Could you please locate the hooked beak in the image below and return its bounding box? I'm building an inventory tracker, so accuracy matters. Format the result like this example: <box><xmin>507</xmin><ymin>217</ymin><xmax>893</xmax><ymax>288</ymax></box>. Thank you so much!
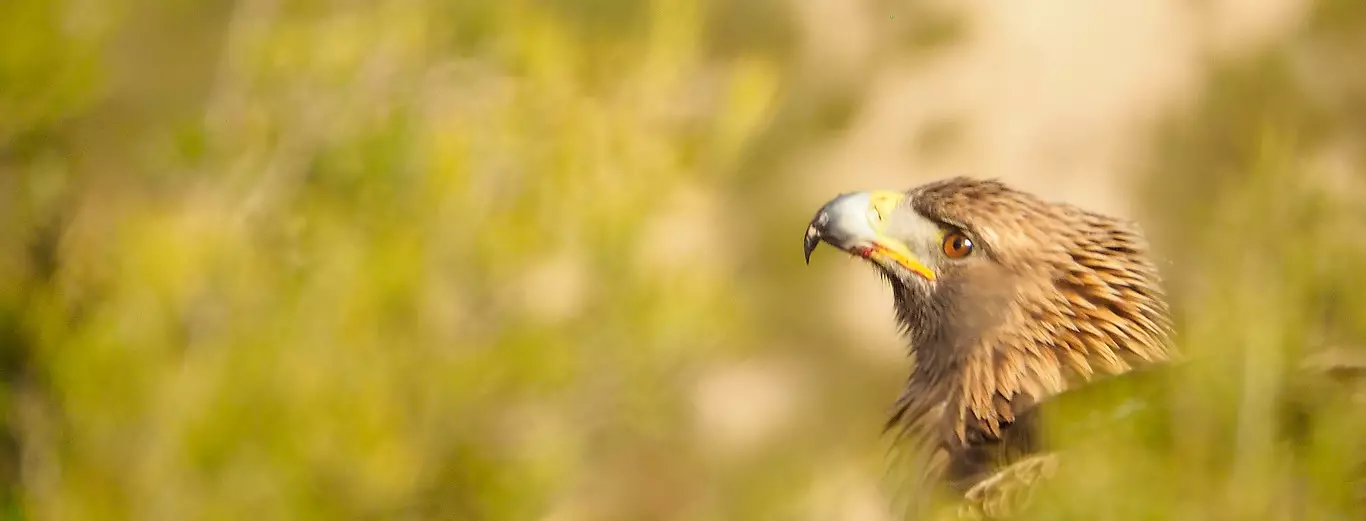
<box><xmin>803</xmin><ymin>191</ymin><xmax>936</xmax><ymax>281</ymax></box>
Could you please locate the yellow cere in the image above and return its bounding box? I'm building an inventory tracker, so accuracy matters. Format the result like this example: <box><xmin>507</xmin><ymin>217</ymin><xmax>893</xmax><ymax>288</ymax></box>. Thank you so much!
<box><xmin>862</xmin><ymin>190</ymin><xmax>937</xmax><ymax>281</ymax></box>
<box><xmin>866</xmin><ymin>191</ymin><xmax>907</xmax><ymax>232</ymax></box>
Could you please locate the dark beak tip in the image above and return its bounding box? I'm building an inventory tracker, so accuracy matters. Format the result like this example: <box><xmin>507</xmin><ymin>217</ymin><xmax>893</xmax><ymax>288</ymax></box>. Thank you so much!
<box><xmin>803</xmin><ymin>225</ymin><xmax>820</xmax><ymax>265</ymax></box>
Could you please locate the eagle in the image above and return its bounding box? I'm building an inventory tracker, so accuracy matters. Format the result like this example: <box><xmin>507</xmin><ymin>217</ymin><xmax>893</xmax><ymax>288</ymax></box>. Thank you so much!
<box><xmin>801</xmin><ymin>177</ymin><xmax>1177</xmax><ymax>518</ymax></box>
<box><xmin>802</xmin><ymin>177</ymin><xmax>1366</xmax><ymax>519</ymax></box>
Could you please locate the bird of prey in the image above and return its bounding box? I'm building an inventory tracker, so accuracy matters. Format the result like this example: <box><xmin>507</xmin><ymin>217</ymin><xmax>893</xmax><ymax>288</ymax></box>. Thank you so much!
<box><xmin>802</xmin><ymin>177</ymin><xmax>1177</xmax><ymax>518</ymax></box>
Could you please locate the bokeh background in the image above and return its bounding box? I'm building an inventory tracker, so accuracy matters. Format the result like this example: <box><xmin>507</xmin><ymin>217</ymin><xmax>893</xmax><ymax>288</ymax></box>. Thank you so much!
<box><xmin>3</xmin><ymin>0</ymin><xmax>1366</xmax><ymax>519</ymax></box>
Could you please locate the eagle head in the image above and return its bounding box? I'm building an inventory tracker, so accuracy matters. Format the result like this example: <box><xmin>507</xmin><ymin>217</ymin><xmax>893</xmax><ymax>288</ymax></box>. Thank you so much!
<box><xmin>804</xmin><ymin>177</ymin><xmax>1174</xmax><ymax>472</ymax></box>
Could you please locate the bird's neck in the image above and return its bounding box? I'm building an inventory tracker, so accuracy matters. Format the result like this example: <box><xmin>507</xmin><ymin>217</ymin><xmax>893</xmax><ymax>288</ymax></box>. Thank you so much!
<box><xmin>889</xmin><ymin>279</ymin><xmax>1174</xmax><ymax>448</ymax></box>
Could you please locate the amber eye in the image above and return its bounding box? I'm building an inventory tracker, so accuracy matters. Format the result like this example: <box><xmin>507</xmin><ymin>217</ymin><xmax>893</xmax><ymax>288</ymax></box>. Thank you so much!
<box><xmin>942</xmin><ymin>231</ymin><xmax>973</xmax><ymax>259</ymax></box>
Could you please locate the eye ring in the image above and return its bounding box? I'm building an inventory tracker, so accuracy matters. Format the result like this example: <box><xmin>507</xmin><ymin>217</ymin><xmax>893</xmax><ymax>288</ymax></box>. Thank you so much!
<box><xmin>942</xmin><ymin>231</ymin><xmax>973</xmax><ymax>259</ymax></box>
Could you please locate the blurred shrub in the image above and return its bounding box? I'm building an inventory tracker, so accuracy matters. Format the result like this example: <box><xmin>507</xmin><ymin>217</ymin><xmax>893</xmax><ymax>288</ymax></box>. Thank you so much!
<box><xmin>1052</xmin><ymin>0</ymin><xmax>1366</xmax><ymax>519</ymax></box>
<box><xmin>3</xmin><ymin>0</ymin><xmax>792</xmax><ymax>519</ymax></box>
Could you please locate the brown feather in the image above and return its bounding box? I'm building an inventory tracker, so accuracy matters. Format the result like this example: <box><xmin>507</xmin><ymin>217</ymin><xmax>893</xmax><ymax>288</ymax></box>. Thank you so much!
<box><xmin>881</xmin><ymin>177</ymin><xmax>1175</xmax><ymax>512</ymax></box>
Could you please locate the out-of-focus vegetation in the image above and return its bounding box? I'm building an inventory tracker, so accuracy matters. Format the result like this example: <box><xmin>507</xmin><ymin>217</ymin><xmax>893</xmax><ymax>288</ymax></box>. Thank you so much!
<box><xmin>2</xmin><ymin>0</ymin><xmax>1365</xmax><ymax>520</ymax></box>
<box><xmin>1050</xmin><ymin>0</ymin><xmax>1366</xmax><ymax>519</ymax></box>
<box><xmin>1014</xmin><ymin>2</ymin><xmax>1366</xmax><ymax>519</ymax></box>
<box><xmin>0</xmin><ymin>1</ymin><xmax>901</xmax><ymax>519</ymax></box>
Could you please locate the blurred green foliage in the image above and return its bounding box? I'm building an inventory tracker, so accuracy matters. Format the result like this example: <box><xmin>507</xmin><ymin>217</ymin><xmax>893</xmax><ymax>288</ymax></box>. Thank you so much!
<box><xmin>1108</xmin><ymin>0</ymin><xmax>1366</xmax><ymax>519</ymax></box>
<box><xmin>2</xmin><ymin>0</ymin><xmax>1366</xmax><ymax>520</ymax></box>
<box><xmin>1</xmin><ymin>1</ymin><xmax>889</xmax><ymax>519</ymax></box>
